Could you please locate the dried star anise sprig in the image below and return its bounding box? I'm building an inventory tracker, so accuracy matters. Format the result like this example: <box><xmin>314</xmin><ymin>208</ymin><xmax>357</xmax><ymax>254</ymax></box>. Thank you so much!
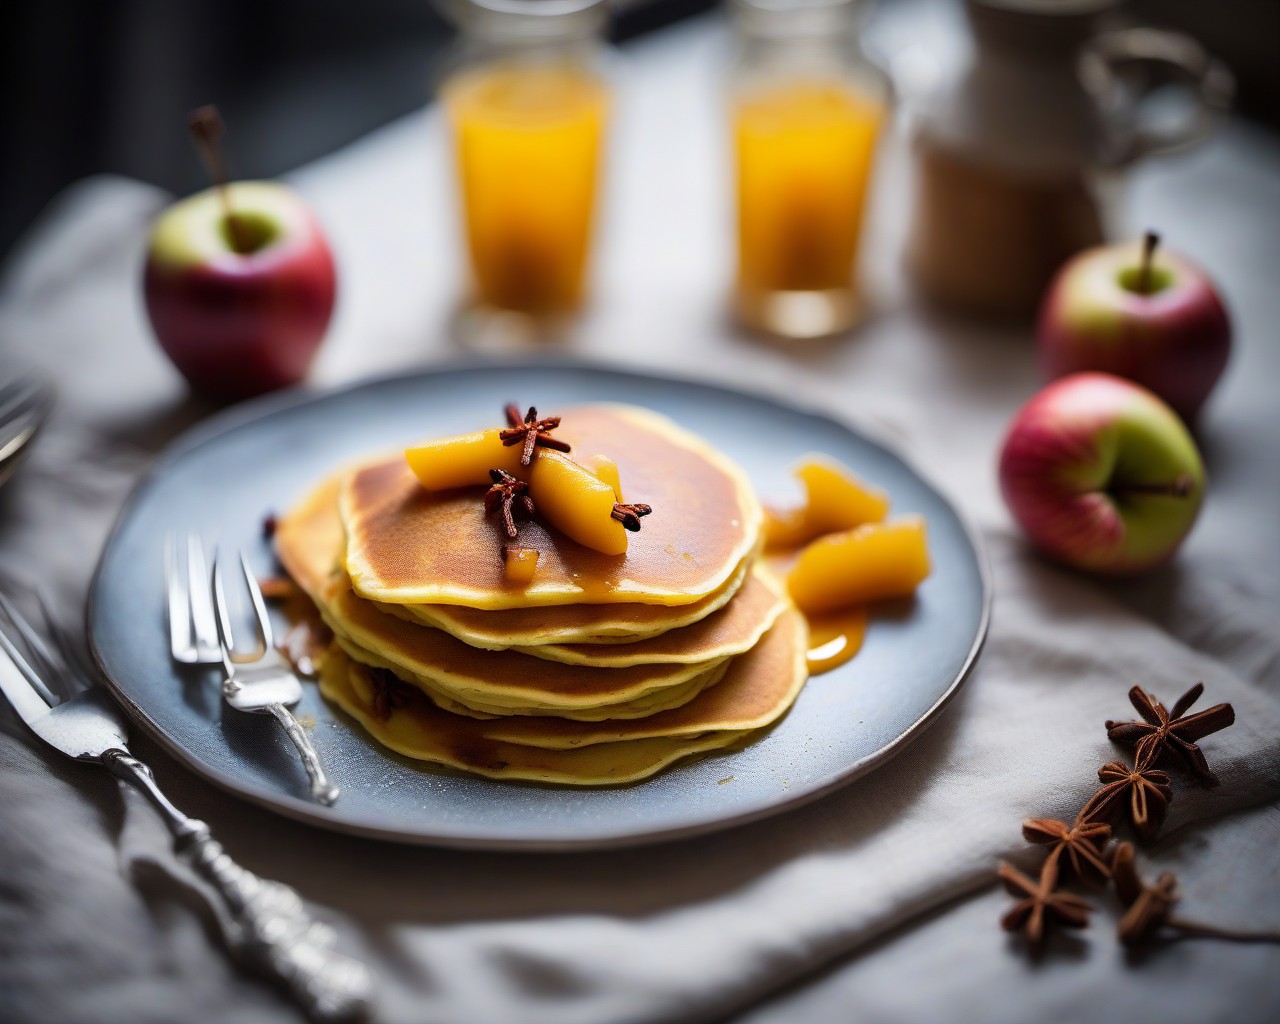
<box><xmin>1077</xmin><ymin>758</ymin><xmax>1173</xmax><ymax>844</ymax></box>
<box><xmin>1110</xmin><ymin>842</ymin><xmax>1280</xmax><ymax>947</ymax></box>
<box><xmin>998</xmin><ymin>855</ymin><xmax>1094</xmax><ymax>949</ymax></box>
<box><xmin>1111</xmin><ymin>841</ymin><xmax>1181</xmax><ymax>946</ymax></box>
<box><xmin>1106</xmin><ymin>682</ymin><xmax>1235</xmax><ymax>787</ymax></box>
<box><xmin>611</xmin><ymin>502</ymin><xmax>652</xmax><ymax>532</ymax></box>
<box><xmin>484</xmin><ymin>468</ymin><xmax>536</xmax><ymax>539</ymax></box>
<box><xmin>1022</xmin><ymin>818</ymin><xmax>1112</xmax><ymax>882</ymax></box>
<box><xmin>500</xmin><ymin>404</ymin><xmax>571</xmax><ymax>466</ymax></box>
<box><xmin>368</xmin><ymin>667</ymin><xmax>418</xmax><ymax>721</ymax></box>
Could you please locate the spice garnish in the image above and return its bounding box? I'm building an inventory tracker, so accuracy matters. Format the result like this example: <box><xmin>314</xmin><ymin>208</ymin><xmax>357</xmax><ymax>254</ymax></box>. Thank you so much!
<box><xmin>1105</xmin><ymin>682</ymin><xmax>1235</xmax><ymax>787</ymax></box>
<box><xmin>998</xmin><ymin>856</ymin><xmax>1093</xmax><ymax>949</ymax></box>
<box><xmin>1022</xmin><ymin>818</ymin><xmax>1112</xmax><ymax>882</ymax></box>
<box><xmin>484</xmin><ymin>468</ymin><xmax>535</xmax><ymax>539</ymax></box>
<box><xmin>611</xmin><ymin>502</ymin><xmax>652</xmax><ymax>532</ymax></box>
<box><xmin>368</xmin><ymin>667</ymin><xmax>418</xmax><ymax>721</ymax></box>
<box><xmin>1111</xmin><ymin>841</ymin><xmax>1280</xmax><ymax>946</ymax></box>
<box><xmin>500</xmin><ymin>404</ymin><xmax>571</xmax><ymax>466</ymax></box>
<box><xmin>1077</xmin><ymin>759</ymin><xmax>1173</xmax><ymax>844</ymax></box>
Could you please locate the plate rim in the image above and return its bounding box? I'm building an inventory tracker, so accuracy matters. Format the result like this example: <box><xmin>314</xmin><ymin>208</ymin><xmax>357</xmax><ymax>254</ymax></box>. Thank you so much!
<box><xmin>87</xmin><ymin>355</ymin><xmax>991</xmax><ymax>851</ymax></box>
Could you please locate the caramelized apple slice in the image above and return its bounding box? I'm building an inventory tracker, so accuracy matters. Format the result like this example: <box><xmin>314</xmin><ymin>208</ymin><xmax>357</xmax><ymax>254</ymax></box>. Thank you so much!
<box><xmin>406</xmin><ymin>432</ymin><xmax>631</xmax><ymax>555</ymax></box>
<box><xmin>787</xmin><ymin>516</ymin><xmax>930</xmax><ymax>614</ymax></box>
<box><xmin>764</xmin><ymin>456</ymin><xmax>891</xmax><ymax>552</ymax></box>
<box><xmin>528</xmin><ymin>450</ymin><xmax>629</xmax><ymax>556</ymax></box>
<box><xmin>405</xmin><ymin>429</ymin><xmax>521</xmax><ymax>490</ymax></box>
<box><xmin>502</xmin><ymin>545</ymin><xmax>539</xmax><ymax>585</ymax></box>
<box><xmin>585</xmin><ymin>453</ymin><xmax>623</xmax><ymax>498</ymax></box>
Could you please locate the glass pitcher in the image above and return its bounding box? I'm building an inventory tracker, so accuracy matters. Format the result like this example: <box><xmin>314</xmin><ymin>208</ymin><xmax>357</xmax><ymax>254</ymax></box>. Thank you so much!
<box><xmin>905</xmin><ymin>0</ymin><xmax>1233</xmax><ymax>321</ymax></box>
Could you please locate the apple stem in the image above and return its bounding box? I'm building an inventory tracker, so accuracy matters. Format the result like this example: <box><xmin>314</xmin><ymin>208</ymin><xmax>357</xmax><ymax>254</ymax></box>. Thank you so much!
<box><xmin>1112</xmin><ymin>474</ymin><xmax>1195</xmax><ymax>500</ymax></box>
<box><xmin>187</xmin><ymin>105</ymin><xmax>252</xmax><ymax>253</ymax></box>
<box><xmin>1138</xmin><ymin>230</ymin><xmax>1161</xmax><ymax>295</ymax></box>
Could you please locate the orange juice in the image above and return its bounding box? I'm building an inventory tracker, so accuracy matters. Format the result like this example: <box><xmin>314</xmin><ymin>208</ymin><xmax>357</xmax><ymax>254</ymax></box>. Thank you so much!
<box><xmin>445</xmin><ymin>62</ymin><xmax>609</xmax><ymax>314</ymax></box>
<box><xmin>733</xmin><ymin>79</ymin><xmax>884</xmax><ymax>334</ymax></box>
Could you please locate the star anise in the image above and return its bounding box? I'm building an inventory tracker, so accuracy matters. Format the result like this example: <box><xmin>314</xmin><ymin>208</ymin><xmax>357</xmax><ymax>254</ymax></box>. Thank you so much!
<box><xmin>484</xmin><ymin>468</ymin><xmax>536</xmax><ymax>539</ymax></box>
<box><xmin>1111</xmin><ymin>841</ymin><xmax>1280</xmax><ymax>946</ymax></box>
<box><xmin>1106</xmin><ymin>682</ymin><xmax>1235</xmax><ymax>787</ymax></box>
<box><xmin>368</xmin><ymin>667</ymin><xmax>418</xmax><ymax>721</ymax></box>
<box><xmin>1077</xmin><ymin>759</ymin><xmax>1173</xmax><ymax>843</ymax></box>
<box><xmin>1022</xmin><ymin>818</ymin><xmax>1112</xmax><ymax>882</ymax></box>
<box><xmin>1111</xmin><ymin>841</ymin><xmax>1180</xmax><ymax>946</ymax></box>
<box><xmin>499</xmin><ymin>404</ymin><xmax>571</xmax><ymax>466</ymax></box>
<box><xmin>998</xmin><ymin>857</ymin><xmax>1093</xmax><ymax>949</ymax></box>
<box><xmin>611</xmin><ymin>502</ymin><xmax>652</xmax><ymax>532</ymax></box>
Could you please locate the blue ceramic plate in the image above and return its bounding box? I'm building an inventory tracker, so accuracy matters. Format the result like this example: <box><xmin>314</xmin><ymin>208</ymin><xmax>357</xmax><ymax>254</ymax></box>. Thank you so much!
<box><xmin>89</xmin><ymin>361</ymin><xmax>988</xmax><ymax>850</ymax></box>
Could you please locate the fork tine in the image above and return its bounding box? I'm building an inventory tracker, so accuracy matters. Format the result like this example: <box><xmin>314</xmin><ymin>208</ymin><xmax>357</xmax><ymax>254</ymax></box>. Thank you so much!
<box><xmin>239</xmin><ymin>551</ymin><xmax>274</xmax><ymax>652</ymax></box>
<box><xmin>187</xmin><ymin>534</ymin><xmax>220</xmax><ymax>657</ymax></box>
<box><xmin>209</xmin><ymin>554</ymin><xmax>238</xmax><ymax>677</ymax></box>
<box><xmin>33</xmin><ymin>585</ymin><xmax>95</xmax><ymax>686</ymax></box>
<box><xmin>0</xmin><ymin>592</ymin><xmax>60</xmax><ymax>708</ymax></box>
<box><xmin>0</xmin><ymin>588</ymin><xmax>66</xmax><ymax>684</ymax></box>
<box><xmin>165</xmin><ymin>532</ymin><xmax>193</xmax><ymax>662</ymax></box>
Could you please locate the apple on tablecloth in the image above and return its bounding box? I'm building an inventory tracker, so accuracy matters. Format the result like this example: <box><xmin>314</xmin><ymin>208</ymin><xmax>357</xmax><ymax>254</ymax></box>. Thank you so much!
<box><xmin>144</xmin><ymin>181</ymin><xmax>336</xmax><ymax>401</ymax></box>
<box><xmin>999</xmin><ymin>372</ymin><xmax>1205</xmax><ymax>576</ymax></box>
<box><xmin>1037</xmin><ymin>233</ymin><xmax>1231</xmax><ymax>424</ymax></box>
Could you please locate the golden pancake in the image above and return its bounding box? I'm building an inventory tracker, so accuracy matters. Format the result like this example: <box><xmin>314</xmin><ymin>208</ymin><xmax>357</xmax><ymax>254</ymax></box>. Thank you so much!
<box><xmin>342</xmin><ymin>405</ymin><xmax>762</xmax><ymax>608</ymax></box>
<box><xmin>514</xmin><ymin>566</ymin><xmax>786</xmax><ymax>667</ymax></box>
<box><xmin>392</xmin><ymin>555</ymin><xmax>753</xmax><ymax>648</ymax></box>
<box><xmin>333</xmin><ymin>635</ymin><xmax>730</xmax><ymax>720</ymax></box>
<box><xmin>277</xmin><ymin>473</ymin><xmax>756</xmax><ymax>647</ymax></box>
<box><xmin>479</xmin><ymin>606</ymin><xmax>808</xmax><ymax>749</ymax></box>
<box><xmin>320</xmin><ymin>649</ymin><xmax>753</xmax><ymax>786</ymax></box>
<box><xmin>317</xmin><ymin>574</ymin><xmax>731</xmax><ymax>716</ymax></box>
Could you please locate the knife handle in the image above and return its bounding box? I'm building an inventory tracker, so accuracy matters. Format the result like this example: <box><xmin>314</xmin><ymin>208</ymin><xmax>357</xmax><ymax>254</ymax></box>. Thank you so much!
<box><xmin>103</xmin><ymin>749</ymin><xmax>373</xmax><ymax>1023</ymax></box>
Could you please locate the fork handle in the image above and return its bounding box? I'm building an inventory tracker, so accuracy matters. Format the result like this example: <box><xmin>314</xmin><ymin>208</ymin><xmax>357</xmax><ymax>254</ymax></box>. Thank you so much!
<box><xmin>267</xmin><ymin>702</ymin><xmax>340</xmax><ymax>806</ymax></box>
<box><xmin>103</xmin><ymin>750</ymin><xmax>373</xmax><ymax>1023</ymax></box>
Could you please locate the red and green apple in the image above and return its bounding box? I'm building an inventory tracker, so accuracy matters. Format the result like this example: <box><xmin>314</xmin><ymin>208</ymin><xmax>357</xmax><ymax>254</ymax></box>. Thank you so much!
<box><xmin>998</xmin><ymin>372</ymin><xmax>1205</xmax><ymax>576</ymax></box>
<box><xmin>1037</xmin><ymin>233</ymin><xmax>1231</xmax><ymax>424</ymax></box>
<box><xmin>144</xmin><ymin>181</ymin><xmax>337</xmax><ymax>401</ymax></box>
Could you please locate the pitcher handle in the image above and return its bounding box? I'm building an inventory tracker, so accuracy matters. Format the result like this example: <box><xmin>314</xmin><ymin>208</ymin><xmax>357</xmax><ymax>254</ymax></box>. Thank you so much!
<box><xmin>1084</xmin><ymin>28</ymin><xmax>1234</xmax><ymax>165</ymax></box>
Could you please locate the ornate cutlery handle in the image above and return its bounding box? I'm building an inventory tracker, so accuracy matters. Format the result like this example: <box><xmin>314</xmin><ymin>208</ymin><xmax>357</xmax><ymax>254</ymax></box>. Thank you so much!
<box><xmin>104</xmin><ymin>750</ymin><xmax>373</xmax><ymax>1022</ymax></box>
<box><xmin>268</xmin><ymin>702</ymin><xmax>340</xmax><ymax>806</ymax></box>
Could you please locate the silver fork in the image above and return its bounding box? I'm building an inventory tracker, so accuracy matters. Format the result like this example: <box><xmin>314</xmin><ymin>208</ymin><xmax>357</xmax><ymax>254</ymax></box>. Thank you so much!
<box><xmin>165</xmin><ymin>532</ymin><xmax>221</xmax><ymax>665</ymax></box>
<box><xmin>0</xmin><ymin>588</ymin><xmax>374</xmax><ymax>1023</ymax></box>
<box><xmin>210</xmin><ymin>548</ymin><xmax>340</xmax><ymax>806</ymax></box>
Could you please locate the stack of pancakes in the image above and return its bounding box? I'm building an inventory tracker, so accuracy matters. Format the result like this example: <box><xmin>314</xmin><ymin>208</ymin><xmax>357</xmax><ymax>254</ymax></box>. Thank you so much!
<box><xmin>276</xmin><ymin>405</ymin><xmax>809</xmax><ymax>785</ymax></box>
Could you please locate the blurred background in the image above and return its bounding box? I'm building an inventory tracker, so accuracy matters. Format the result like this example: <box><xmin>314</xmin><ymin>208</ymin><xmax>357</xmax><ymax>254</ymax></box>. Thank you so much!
<box><xmin>3</xmin><ymin>0</ymin><xmax>1276</xmax><ymax>261</ymax></box>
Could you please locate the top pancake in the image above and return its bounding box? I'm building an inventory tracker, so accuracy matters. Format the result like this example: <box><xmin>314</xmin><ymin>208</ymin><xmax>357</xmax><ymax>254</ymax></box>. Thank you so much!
<box><xmin>341</xmin><ymin>405</ymin><xmax>761</xmax><ymax>609</ymax></box>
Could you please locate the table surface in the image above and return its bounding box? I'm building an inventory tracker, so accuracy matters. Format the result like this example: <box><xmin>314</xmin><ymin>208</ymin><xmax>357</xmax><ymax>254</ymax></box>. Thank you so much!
<box><xmin>2</xmin><ymin>8</ymin><xmax>1279</xmax><ymax>1024</ymax></box>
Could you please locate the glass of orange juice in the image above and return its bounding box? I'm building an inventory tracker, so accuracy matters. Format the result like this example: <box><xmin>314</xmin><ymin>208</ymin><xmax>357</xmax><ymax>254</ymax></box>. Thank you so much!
<box><xmin>729</xmin><ymin>0</ymin><xmax>890</xmax><ymax>339</ymax></box>
<box><xmin>443</xmin><ymin>0</ymin><xmax>610</xmax><ymax>319</ymax></box>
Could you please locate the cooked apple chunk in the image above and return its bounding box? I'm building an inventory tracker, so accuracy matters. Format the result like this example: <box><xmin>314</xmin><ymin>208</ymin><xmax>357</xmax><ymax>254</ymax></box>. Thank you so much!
<box><xmin>787</xmin><ymin>516</ymin><xmax>930</xmax><ymax>613</ymax></box>
<box><xmin>764</xmin><ymin>456</ymin><xmax>890</xmax><ymax>552</ymax></box>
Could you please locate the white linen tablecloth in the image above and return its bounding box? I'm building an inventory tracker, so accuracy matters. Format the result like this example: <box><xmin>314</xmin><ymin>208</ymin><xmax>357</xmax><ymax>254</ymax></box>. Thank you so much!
<box><xmin>2</xmin><ymin>15</ymin><xmax>1279</xmax><ymax>1024</ymax></box>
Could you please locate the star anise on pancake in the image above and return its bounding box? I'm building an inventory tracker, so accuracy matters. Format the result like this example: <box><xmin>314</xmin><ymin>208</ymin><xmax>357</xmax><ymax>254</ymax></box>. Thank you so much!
<box><xmin>1077</xmin><ymin>759</ymin><xmax>1173</xmax><ymax>843</ymax></box>
<box><xmin>611</xmin><ymin>502</ymin><xmax>652</xmax><ymax>532</ymax></box>
<box><xmin>1022</xmin><ymin>818</ymin><xmax>1112</xmax><ymax>882</ymax></box>
<box><xmin>500</xmin><ymin>404</ymin><xmax>571</xmax><ymax>466</ymax></box>
<box><xmin>1106</xmin><ymin>682</ymin><xmax>1235</xmax><ymax>787</ymax></box>
<box><xmin>485</xmin><ymin>468</ymin><xmax>536</xmax><ymax>539</ymax></box>
<box><xmin>368</xmin><ymin>667</ymin><xmax>418</xmax><ymax>721</ymax></box>
<box><xmin>998</xmin><ymin>857</ymin><xmax>1094</xmax><ymax>949</ymax></box>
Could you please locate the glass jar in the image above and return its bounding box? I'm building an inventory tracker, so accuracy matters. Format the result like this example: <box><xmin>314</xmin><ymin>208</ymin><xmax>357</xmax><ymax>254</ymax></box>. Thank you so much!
<box><xmin>727</xmin><ymin>0</ymin><xmax>892</xmax><ymax>340</ymax></box>
<box><xmin>441</xmin><ymin>0</ymin><xmax>611</xmax><ymax>317</ymax></box>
